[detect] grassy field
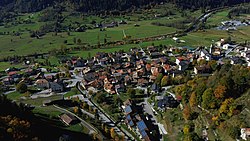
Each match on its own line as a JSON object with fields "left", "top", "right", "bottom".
{"left": 66, "top": 123, "right": 89, "bottom": 133}
{"left": 206, "top": 10, "right": 230, "bottom": 26}
{"left": 0, "top": 3, "right": 201, "bottom": 58}
{"left": 20, "top": 94, "right": 63, "bottom": 106}
{"left": 64, "top": 88, "right": 80, "bottom": 98}
{"left": 33, "top": 106, "right": 63, "bottom": 117}
{"left": 6, "top": 91, "right": 24, "bottom": 100}
{"left": 0, "top": 62, "right": 24, "bottom": 72}
{"left": 0, "top": 21, "right": 176, "bottom": 58}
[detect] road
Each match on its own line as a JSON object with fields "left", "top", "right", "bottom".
{"left": 136, "top": 86, "right": 167, "bottom": 140}
{"left": 53, "top": 105, "right": 104, "bottom": 138}
{"left": 76, "top": 82, "right": 135, "bottom": 141}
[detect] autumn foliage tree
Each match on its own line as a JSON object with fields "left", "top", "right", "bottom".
{"left": 110, "top": 128, "right": 116, "bottom": 139}
{"left": 183, "top": 105, "right": 192, "bottom": 120}
{"left": 214, "top": 85, "right": 227, "bottom": 99}
{"left": 219, "top": 98, "right": 235, "bottom": 117}
{"left": 161, "top": 75, "right": 169, "bottom": 87}
{"left": 189, "top": 92, "right": 197, "bottom": 107}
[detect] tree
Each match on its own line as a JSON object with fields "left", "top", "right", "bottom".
{"left": 65, "top": 71, "right": 71, "bottom": 78}
{"left": 208, "top": 60, "right": 218, "bottom": 71}
{"left": 228, "top": 126, "right": 240, "bottom": 139}
{"left": 81, "top": 102, "right": 89, "bottom": 110}
{"left": 110, "top": 128, "right": 116, "bottom": 139}
{"left": 114, "top": 96, "right": 122, "bottom": 106}
{"left": 184, "top": 71, "right": 192, "bottom": 82}
{"left": 189, "top": 92, "right": 197, "bottom": 107}
{"left": 198, "top": 59, "right": 207, "bottom": 66}
{"left": 161, "top": 75, "right": 168, "bottom": 87}
{"left": 183, "top": 105, "right": 191, "bottom": 120}
{"left": 155, "top": 73, "right": 163, "bottom": 85}
{"left": 16, "top": 82, "right": 28, "bottom": 93}
{"left": 202, "top": 88, "right": 216, "bottom": 109}
{"left": 127, "top": 88, "right": 136, "bottom": 98}
{"left": 219, "top": 98, "right": 234, "bottom": 116}
{"left": 73, "top": 37, "right": 77, "bottom": 44}
{"left": 183, "top": 124, "right": 191, "bottom": 135}
{"left": 214, "top": 85, "right": 227, "bottom": 99}
{"left": 96, "top": 93, "right": 105, "bottom": 103}
{"left": 104, "top": 125, "right": 109, "bottom": 135}
{"left": 73, "top": 106, "right": 78, "bottom": 114}
{"left": 77, "top": 39, "right": 82, "bottom": 45}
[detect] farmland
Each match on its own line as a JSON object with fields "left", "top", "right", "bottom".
{"left": 0, "top": 3, "right": 199, "bottom": 59}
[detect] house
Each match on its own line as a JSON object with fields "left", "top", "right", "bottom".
{"left": 8, "top": 71, "right": 19, "bottom": 78}
{"left": 5, "top": 67, "right": 20, "bottom": 74}
{"left": 115, "top": 84, "right": 125, "bottom": 94}
{"left": 125, "top": 114, "right": 135, "bottom": 128}
{"left": 35, "top": 79, "right": 49, "bottom": 89}
{"left": 124, "top": 105, "right": 133, "bottom": 115}
{"left": 200, "top": 49, "right": 211, "bottom": 61}
{"left": 50, "top": 82, "right": 64, "bottom": 92}
{"left": 194, "top": 65, "right": 212, "bottom": 75}
{"left": 100, "top": 22, "right": 118, "bottom": 29}
{"left": 150, "top": 52, "right": 162, "bottom": 59}
{"left": 241, "top": 50, "right": 250, "bottom": 59}
{"left": 2, "top": 77, "right": 14, "bottom": 85}
{"left": 230, "top": 57, "right": 245, "bottom": 65}
{"left": 172, "top": 37, "right": 179, "bottom": 42}
{"left": 175, "top": 57, "right": 188, "bottom": 66}
{"left": 222, "top": 44, "right": 234, "bottom": 50}
{"left": 73, "top": 58, "right": 86, "bottom": 67}
{"left": 137, "top": 120, "right": 151, "bottom": 141}
{"left": 240, "top": 128, "right": 250, "bottom": 140}
{"left": 151, "top": 83, "right": 160, "bottom": 93}
{"left": 157, "top": 95, "right": 179, "bottom": 109}
{"left": 137, "top": 78, "right": 149, "bottom": 87}
{"left": 60, "top": 114, "right": 78, "bottom": 126}
{"left": 25, "top": 68, "right": 38, "bottom": 76}
{"left": 178, "top": 60, "right": 189, "bottom": 71}
{"left": 104, "top": 83, "right": 115, "bottom": 94}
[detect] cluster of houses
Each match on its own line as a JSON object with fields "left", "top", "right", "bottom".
{"left": 122, "top": 99, "right": 152, "bottom": 141}
{"left": 2, "top": 66, "right": 67, "bottom": 94}
{"left": 95, "top": 20, "right": 127, "bottom": 30}
{"left": 74, "top": 44, "right": 217, "bottom": 95}
{"left": 78, "top": 46, "right": 187, "bottom": 95}
{"left": 65, "top": 39, "right": 250, "bottom": 96}
{"left": 216, "top": 20, "right": 250, "bottom": 31}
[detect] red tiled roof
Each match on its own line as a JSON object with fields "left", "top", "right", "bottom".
{"left": 8, "top": 71, "right": 17, "bottom": 76}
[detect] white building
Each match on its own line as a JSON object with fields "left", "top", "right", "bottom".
{"left": 241, "top": 128, "right": 250, "bottom": 140}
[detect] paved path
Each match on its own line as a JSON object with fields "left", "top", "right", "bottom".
{"left": 53, "top": 105, "right": 105, "bottom": 139}
{"left": 77, "top": 82, "right": 136, "bottom": 141}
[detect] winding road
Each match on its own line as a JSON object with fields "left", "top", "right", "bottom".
{"left": 76, "top": 82, "right": 136, "bottom": 141}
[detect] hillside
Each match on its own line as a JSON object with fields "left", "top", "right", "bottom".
{"left": 0, "top": 94, "right": 92, "bottom": 141}
{"left": 0, "top": 0, "right": 247, "bottom": 13}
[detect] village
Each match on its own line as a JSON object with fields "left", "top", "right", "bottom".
{"left": 1, "top": 38, "right": 250, "bottom": 141}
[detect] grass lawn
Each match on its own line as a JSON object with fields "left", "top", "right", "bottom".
{"left": 20, "top": 94, "right": 63, "bottom": 106}
{"left": 32, "top": 106, "right": 63, "bottom": 118}
{"left": 66, "top": 123, "right": 89, "bottom": 134}
{"left": 0, "top": 62, "right": 25, "bottom": 71}
{"left": 157, "top": 108, "right": 184, "bottom": 141}
{"left": 6, "top": 91, "right": 24, "bottom": 100}
{"left": 180, "top": 27, "right": 250, "bottom": 47}
{"left": 69, "top": 38, "right": 177, "bottom": 58}
{"left": 206, "top": 10, "right": 230, "bottom": 26}
{"left": 64, "top": 88, "right": 80, "bottom": 98}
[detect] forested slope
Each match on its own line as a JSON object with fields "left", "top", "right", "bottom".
{"left": 0, "top": 0, "right": 248, "bottom": 13}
